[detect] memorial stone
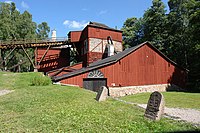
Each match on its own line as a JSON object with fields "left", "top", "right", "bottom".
{"left": 96, "top": 86, "right": 108, "bottom": 102}
{"left": 144, "top": 91, "right": 165, "bottom": 121}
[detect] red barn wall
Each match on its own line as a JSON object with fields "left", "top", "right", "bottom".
{"left": 99, "top": 45, "right": 186, "bottom": 88}
{"left": 88, "top": 26, "right": 122, "bottom": 42}
{"left": 37, "top": 48, "right": 70, "bottom": 72}
{"left": 55, "top": 63, "right": 83, "bottom": 77}
{"left": 83, "top": 26, "right": 122, "bottom": 66}
{"left": 69, "top": 31, "right": 82, "bottom": 42}
{"left": 60, "top": 44, "right": 186, "bottom": 88}
{"left": 48, "top": 63, "right": 82, "bottom": 77}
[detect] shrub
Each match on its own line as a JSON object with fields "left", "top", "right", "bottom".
{"left": 30, "top": 73, "right": 52, "bottom": 86}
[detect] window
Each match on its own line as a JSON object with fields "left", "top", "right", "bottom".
{"left": 84, "top": 39, "right": 88, "bottom": 54}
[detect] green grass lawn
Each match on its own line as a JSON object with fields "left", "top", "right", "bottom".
{"left": 0, "top": 72, "right": 199, "bottom": 132}
{"left": 120, "top": 91, "right": 200, "bottom": 110}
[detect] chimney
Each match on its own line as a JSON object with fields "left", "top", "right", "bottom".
{"left": 51, "top": 29, "right": 56, "bottom": 41}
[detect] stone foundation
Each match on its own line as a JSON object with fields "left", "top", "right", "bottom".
{"left": 108, "top": 84, "right": 181, "bottom": 97}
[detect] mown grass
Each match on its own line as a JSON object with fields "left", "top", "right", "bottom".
{"left": 120, "top": 92, "right": 200, "bottom": 109}
{"left": 0, "top": 72, "right": 17, "bottom": 90}
{"left": 0, "top": 72, "right": 199, "bottom": 132}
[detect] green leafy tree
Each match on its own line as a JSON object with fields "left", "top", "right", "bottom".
{"left": 122, "top": 0, "right": 200, "bottom": 90}
{"left": 17, "top": 11, "right": 37, "bottom": 39}
{"left": 143, "top": 0, "right": 167, "bottom": 51}
{"left": 186, "top": 0, "right": 200, "bottom": 89}
{"left": 0, "top": 2, "right": 50, "bottom": 72}
{"left": 0, "top": 2, "right": 12, "bottom": 40}
{"left": 166, "top": 0, "right": 190, "bottom": 67}
{"left": 37, "top": 22, "right": 50, "bottom": 39}
{"left": 121, "top": 17, "right": 144, "bottom": 48}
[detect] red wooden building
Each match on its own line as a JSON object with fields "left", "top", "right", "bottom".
{"left": 51, "top": 42, "right": 187, "bottom": 92}
{"left": 37, "top": 22, "right": 123, "bottom": 72}
{"left": 36, "top": 22, "right": 186, "bottom": 93}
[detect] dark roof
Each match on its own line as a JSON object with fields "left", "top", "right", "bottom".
{"left": 52, "top": 42, "right": 187, "bottom": 81}
{"left": 53, "top": 42, "right": 146, "bottom": 81}
{"left": 87, "top": 42, "right": 144, "bottom": 68}
{"left": 67, "top": 22, "right": 122, "bottom": 36}
{"left": 88, "top": 21, "right": 122, "bottom": 32}
{"left": 89, "top": 22, "right": 110, "bottom": 28}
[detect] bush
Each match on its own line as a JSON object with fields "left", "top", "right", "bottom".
{"left": 30, "top": 73, "right": 52, "bottom": 86}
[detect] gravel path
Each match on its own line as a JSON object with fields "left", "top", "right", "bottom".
{"left": 138, "top": 104, "right": 200, "bottom": 126}
{"left": 0, "top": 89, "right": 14, "bottom": 96}
{"left": 114, "top": 98, "right": 200, "bottom": 126}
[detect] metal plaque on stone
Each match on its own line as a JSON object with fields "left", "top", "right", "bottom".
{"left": 144, "top": 91, "right": 165, "bottom": 121}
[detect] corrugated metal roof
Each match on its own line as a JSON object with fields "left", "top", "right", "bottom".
{"left": 52, "top": 41, "right": 187, "bottom": 81}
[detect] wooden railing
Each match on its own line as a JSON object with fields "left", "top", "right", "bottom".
{"left": 0, "top": 37, "right": 67, "bottom": 45}
{"left": 0, "top": 37, "right": 69, "bottom": 49}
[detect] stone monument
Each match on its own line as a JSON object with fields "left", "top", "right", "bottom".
{"left": 144, "top": 91, "right": 165, "bottom": 121}
{"left": 96, "top": 86, "right": 108, "bottom": 102}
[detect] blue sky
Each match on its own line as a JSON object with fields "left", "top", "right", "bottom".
{"left": 4, "top": 0, "right": 169, "bottom": 37}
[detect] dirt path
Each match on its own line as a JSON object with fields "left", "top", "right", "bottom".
{"left": 0, "top": 89, "right": 14, "bottom": 96}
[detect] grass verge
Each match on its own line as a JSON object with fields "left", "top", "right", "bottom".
{"left": 120, "top": 92, "right": 200, "bottom": 109}
{"left": 0, "top": 72, "right": 199, "bottom": 132}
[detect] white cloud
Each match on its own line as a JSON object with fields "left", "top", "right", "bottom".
{"left": 99, "top": 10, "right": 107, "bottom": 15}
{"left": 63, "top": 20, "right": 89, "bottom": 29}
{"left": 4, "top": 1, "right": 12, "bottom": 4}
{"left": 21, "top": 1, "right": 29, "bottom": 9}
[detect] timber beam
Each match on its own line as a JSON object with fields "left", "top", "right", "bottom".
{"left": 0, "top": 40, "right": 69, "bottom": 50}
{"left": 0, "top": 46, "right": 17, "bottom": 65}
{"left": 21, "top": 45, "right": 36, "bottom": 69}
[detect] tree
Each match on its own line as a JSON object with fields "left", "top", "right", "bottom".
{"left": 0, "top": 2, "right": 12, "bottom": 40}
{"left": 17, "top": 11, "right": 37, "bottom": 39}
{"left": 165, "top": 0, "right": 200, "bottom": 90}
{"left": 37, "top": 22, "right": 50, "bottom": 39}
{"left": 122, "top": 0, "right": 200, "bottom": 90}
{"left": 166, "top": 0, "right": 190, "bottom": 66}
{"left": 0, "top": 2, "right": 50, "bottom": 72}
{"left": 186, "top": 0, "right": 200, "bottom": 89}
{"left": 121, "top": 17, "right": 144, "bottom": 48}
{"left": 143, "top": 0, "right": 167, "bottom": 51}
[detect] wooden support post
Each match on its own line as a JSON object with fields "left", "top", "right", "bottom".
{"left": 0, "top": 49, "right": 4, "bottom": 70}
{"left": 0, "top": 46, "right": 17, "bottom": 66}
{"left": 34, "top": 47, "right": 38, "bottom": 72}
{"left": 21, "top": 45, "right": 35, "bottom": 69}
{"left": 72, "top": 43, "right": 79, "bottom": 56}
{"left": 8, "top": 60, "right": 26, "bottom": 70}
{"left": 38, "top": 44, "right": 51, "bottom": 65}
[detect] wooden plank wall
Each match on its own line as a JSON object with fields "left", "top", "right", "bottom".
{"left": 69, "top": 31, "right": 82, "bottom": 42}
{"left": 37, "top": 48, "right": 70, "bottom": 72}
{"left": 88, "top": 27, "right": 122, "bottom": 42}
{"left": 60, "top": 44, "right": 186, "bottom": 88}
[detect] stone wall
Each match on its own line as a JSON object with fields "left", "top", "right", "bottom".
{"left": 108, "top": 84, "right": 181, "bottom": 97}
{"left": 89, "top": 38, "right": 122, "bottom": 53}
